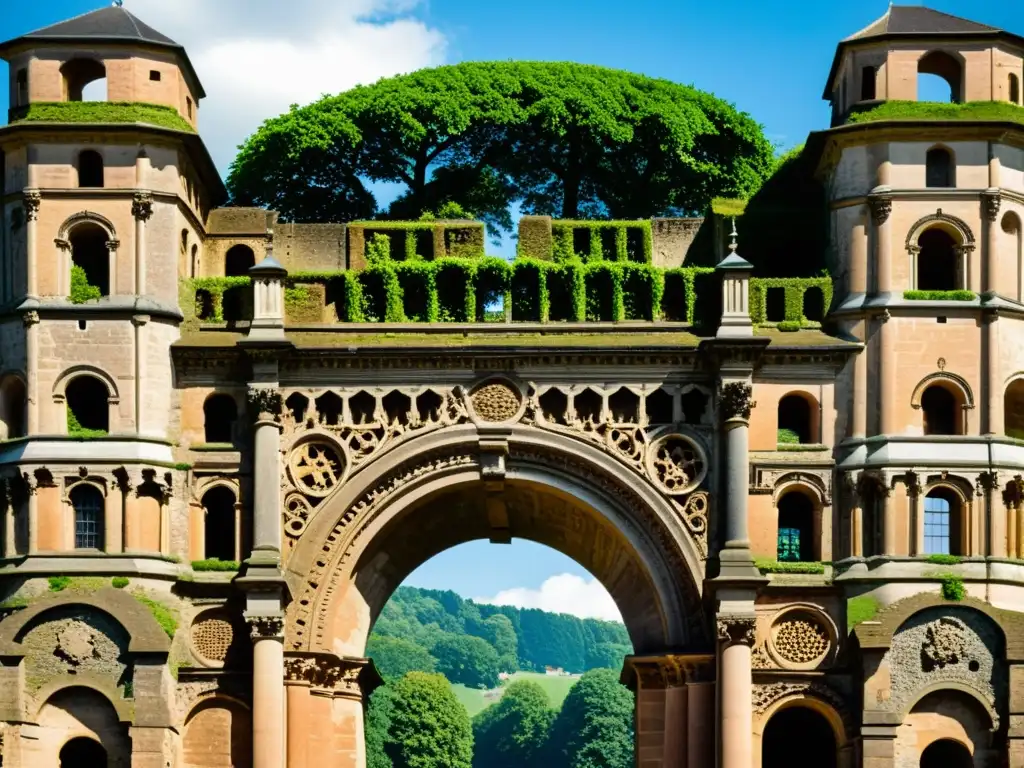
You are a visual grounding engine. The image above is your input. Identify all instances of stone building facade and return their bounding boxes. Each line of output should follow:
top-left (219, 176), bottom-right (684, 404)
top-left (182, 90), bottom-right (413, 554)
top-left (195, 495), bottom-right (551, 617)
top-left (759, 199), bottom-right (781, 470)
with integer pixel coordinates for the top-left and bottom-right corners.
top-left (0, 4), bottom-right (1022, 768)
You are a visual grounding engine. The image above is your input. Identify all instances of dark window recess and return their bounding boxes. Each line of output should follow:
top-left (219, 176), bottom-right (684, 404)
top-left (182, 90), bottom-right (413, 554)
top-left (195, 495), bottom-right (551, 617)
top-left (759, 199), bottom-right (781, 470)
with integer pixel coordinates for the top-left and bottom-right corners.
top-left (150, 70), bottom-right (161, 82)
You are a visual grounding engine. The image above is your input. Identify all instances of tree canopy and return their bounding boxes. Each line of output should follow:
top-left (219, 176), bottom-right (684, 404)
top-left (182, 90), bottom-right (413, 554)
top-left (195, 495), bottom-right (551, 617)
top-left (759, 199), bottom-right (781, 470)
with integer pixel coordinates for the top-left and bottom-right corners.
top-left (367, 634), bottom-right (437, 682)
top-left (433, 633), bottom-right (502, 689)
top-left (472, 680), bottom-right (556, 768)
top-left (384, 672), bottom-right (474, 768)
top-left (545, 669), bottom-right (634, 768)
top-left (227, 62), bottom-right (775, 232)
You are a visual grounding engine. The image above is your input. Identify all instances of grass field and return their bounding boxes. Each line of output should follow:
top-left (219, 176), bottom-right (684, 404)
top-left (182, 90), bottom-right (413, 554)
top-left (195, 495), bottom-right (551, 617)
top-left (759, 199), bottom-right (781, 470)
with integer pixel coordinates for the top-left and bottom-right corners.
top-left (452, 671), bottom-right (581, 717)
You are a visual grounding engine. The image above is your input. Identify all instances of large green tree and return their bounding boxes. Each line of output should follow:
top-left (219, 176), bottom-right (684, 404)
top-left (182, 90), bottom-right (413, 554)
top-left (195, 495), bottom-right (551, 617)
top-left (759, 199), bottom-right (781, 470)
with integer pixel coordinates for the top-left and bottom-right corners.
top-left (227, 62), bottom-right (774, 229)
top-left (432, 633), bottom-right (502, 689)
top-left (367, 635), bottom-right (437, 682)
top-left (545, 669), bottom-right (634, 768)
top-left (472, 680), bottom-right (556, 768)
top-left (366, 686), bottom-right (396, 768)
top-left (384, 672), bottom-right (473, 768)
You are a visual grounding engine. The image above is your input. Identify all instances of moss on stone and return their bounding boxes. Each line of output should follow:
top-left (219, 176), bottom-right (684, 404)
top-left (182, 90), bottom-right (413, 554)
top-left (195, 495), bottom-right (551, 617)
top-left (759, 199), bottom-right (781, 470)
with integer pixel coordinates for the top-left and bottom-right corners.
top-left (847, 100), bottom-right (1024, 128)
top-left (12, 101), bottom-right (196, 133)
top-left (847, 595), bottom-right (879, 630)
top-left (132, 594), bottom-right (178, 639)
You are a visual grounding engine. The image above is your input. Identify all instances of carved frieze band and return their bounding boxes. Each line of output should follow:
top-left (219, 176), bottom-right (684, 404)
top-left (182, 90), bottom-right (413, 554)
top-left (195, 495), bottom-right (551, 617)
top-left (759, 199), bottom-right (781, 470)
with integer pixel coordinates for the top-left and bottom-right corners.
top-left (283, 654), bottom-right (367, 698)
top-left (717, 616), bottom-right (757, 648)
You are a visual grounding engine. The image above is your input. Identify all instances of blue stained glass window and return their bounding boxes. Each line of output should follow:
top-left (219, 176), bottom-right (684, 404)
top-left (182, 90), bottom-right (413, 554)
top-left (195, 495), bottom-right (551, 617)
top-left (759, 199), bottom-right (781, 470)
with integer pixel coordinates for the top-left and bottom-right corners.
top-left (778, 527), bottom-right (801, 562)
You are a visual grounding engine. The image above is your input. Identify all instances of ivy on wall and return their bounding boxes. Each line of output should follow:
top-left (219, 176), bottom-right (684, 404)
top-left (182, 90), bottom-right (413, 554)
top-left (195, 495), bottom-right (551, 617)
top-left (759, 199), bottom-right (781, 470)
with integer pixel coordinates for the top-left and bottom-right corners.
top-left (69, 264), bottom-right (101, 305)
top-left (748, 277), bottom-right (833, 329)
top-left (550, 220), bottom-right (653, 263)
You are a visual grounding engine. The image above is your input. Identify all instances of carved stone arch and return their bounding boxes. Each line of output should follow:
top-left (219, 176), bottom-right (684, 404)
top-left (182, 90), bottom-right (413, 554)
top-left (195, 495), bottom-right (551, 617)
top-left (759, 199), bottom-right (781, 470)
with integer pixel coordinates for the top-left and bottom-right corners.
top-left (63, 476), bottom-right (109, 502)
top-left (754, 689), bottom-right (851, 746)
top-left (911, 371), bottom-right (975, 409)
top-left (901, 681), bottom-right (999, 731)
top-left (285, 424), bottom-right (708, 656)
top-left (905, 210), bottom-right (976, 252)
top-left (56, 210), bottom-right (117, 243)
top-left (772, 473), bottom-right (830, 507)
top-left (32, 679), bottom-right (133, 723)
top-left (52, 365), bottom-right (119, 403)
top-left (193, 477), bottom-right (241, 505)
top-left (181, 692), bottom-right (251, 728)
top-left (923, 475), bottom-right (973, 504)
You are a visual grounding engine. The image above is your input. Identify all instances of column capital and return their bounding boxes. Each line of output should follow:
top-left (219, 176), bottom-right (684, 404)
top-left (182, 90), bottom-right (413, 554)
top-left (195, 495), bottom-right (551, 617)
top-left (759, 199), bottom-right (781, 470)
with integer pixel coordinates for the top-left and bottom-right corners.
top-left (982, 190), bottom-right (1002, 222)
top-left (22, 190), bottom-right (41, 222)
top-left (717, 615), bottom-right (757, 648)
top-left (621, 653), bottom-right (715, 691)
top-left (718, 381), bottom-right (754, 423)
top-left (247, 386), bottom-right (283, 421)
top-left (132, 191), bottom-right (155, 222)
top-left (246, 614), bottom-right (285, 642)
top-left (868, 194), bottom-right (892, 225)
top-left (283, 653), bottom-right (383, 700)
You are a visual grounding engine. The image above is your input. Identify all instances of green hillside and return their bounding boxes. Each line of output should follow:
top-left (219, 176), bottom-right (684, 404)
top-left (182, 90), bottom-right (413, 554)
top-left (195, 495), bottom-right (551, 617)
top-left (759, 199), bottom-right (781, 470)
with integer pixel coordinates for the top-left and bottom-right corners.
top-left (368, 585), bottom-right (632, 690)
top-left (452, 671), bottom-right (581, 717)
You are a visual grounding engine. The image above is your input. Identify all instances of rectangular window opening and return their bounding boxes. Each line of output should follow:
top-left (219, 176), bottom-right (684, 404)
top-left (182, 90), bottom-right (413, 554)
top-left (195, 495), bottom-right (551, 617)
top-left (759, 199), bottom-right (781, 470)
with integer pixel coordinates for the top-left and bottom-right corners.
top-left (149, 70), bottom-right (161, 82)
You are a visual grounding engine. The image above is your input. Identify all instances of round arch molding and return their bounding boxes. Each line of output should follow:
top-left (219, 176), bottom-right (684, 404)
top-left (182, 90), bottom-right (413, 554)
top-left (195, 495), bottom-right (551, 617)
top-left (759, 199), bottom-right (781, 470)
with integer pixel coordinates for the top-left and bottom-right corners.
top-left (904, 210), bottom-right (976, 252)
top-left (284, 424), bottom-right (709, 656)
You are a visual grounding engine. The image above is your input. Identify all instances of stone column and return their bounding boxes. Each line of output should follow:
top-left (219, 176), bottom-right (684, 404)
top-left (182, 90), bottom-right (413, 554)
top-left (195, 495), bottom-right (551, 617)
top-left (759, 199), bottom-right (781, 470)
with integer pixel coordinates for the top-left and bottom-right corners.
top-left (249, 616), bottom-right (286, 768)
top-left (869, 192), bottom-right (895, 437)
top-left (2, 482), bottom-right (14, 559)
top-left (876, 310), bottom-right (896, 436)
top-left (719, 381), bottom-right (754, 562)
top-left (133, 315), bottom-right (148, 435)
top-left (907, 473), bottom-right (923, 557)
top-left (23, 311), bottom-right (39, 435)
top-left (847, 474), bottom-right (863, 558)
top-left (850, 211), bottom-right (868, 295)
top-left (249, 388), bottom-right (283, 557)
top-left (717, 617), bottom-right (756, 768)
top-left (852, 322), bottom-right (868, 439)
top-left (133, 192), bottom-right (153, 296)
top-left (285, 662), bottom-right (312, 768)
top-left (106, 238), bottom-right (120, 296)
top-left (880, 479), bottom-right (897, 556)
top-left (23, 191), bottom-right (40, 299)
top-left (982, 473), bottom-right (1005, 558)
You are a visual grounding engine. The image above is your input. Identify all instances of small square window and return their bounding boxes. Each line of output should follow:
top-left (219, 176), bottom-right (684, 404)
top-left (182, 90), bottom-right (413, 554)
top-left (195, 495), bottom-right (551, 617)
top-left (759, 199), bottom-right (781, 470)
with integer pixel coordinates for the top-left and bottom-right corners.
top-left (150, 70), bottom-right (161, 82)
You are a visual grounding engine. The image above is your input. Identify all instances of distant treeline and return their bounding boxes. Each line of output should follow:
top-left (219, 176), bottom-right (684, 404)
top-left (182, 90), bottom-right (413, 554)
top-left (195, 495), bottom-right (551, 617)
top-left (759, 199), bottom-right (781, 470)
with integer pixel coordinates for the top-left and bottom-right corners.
top-left (369, 586), bottom-right (632, 687)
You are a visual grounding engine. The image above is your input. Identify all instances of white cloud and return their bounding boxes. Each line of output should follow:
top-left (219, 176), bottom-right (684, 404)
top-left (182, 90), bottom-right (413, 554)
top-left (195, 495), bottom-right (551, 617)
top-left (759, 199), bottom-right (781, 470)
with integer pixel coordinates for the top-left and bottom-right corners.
top-left (126, 0), bottom-right (447, 172)
top-left (476, 574), bottom-right (624, 623)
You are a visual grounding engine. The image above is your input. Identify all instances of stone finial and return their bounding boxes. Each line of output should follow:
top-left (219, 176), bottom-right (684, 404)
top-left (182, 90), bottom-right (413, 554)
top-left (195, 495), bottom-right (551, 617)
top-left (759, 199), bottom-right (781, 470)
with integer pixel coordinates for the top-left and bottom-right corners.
top-left (715, 219), bottom-right (754, 338)
top-left (247, 256), bottom-right (288, 341)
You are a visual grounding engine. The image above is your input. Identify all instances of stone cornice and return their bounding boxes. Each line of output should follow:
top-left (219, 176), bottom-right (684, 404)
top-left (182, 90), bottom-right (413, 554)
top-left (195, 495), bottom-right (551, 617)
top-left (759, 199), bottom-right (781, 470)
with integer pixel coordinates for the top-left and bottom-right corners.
top-left (620, 653), bottom-right (716, 690)
top-left (830, 185), bottom-right (1024, 211)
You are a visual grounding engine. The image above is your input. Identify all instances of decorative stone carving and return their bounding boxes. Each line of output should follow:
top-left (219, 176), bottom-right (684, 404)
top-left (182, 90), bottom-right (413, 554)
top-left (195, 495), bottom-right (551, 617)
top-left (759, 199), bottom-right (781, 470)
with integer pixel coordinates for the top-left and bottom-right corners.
top-left (719, 382), bottom-right (754, 422)
top-left (982, 192), bottom-right (1002, 222)
top-left (247, 615), bottom-right (285, 640)
top-left (132, 191), bottom-right (154, 221)
top-left (192, 611), bottom-right (236, 664)
top-left (22, 191), bottom-right (41, 222)
top-left (283, 493), bottom-right (313, 539)
top-left (21, 609), bottom-right (129, 692)
top-left (717, 616), bottom-right (756, 647)
top-left (54, 625), bottom-right (100, 668)
top-left (646, 434), bottom-right (707, 495)
top-left (471, 381), bottom-right (521, 422)
top-left (248, 388), bottom-right (283, 418)
top-left (884, 608), bottom-right (1003, 720)
top-left (284, 655), bottom-right (364, 697)
top-left (289, 441), bottom-right (346, 498)
top-left (753, 681), bottom-right (851, 725)
top-left (771, 613), bottom-right (830, 666)
top-left (869, 195), bottom-right (892, 225)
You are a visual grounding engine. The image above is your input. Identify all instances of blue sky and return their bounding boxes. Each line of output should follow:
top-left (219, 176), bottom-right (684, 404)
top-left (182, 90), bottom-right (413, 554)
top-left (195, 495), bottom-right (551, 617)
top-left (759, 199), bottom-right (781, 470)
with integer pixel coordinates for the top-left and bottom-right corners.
top-left (3, 0), bottom-right (1023, 616)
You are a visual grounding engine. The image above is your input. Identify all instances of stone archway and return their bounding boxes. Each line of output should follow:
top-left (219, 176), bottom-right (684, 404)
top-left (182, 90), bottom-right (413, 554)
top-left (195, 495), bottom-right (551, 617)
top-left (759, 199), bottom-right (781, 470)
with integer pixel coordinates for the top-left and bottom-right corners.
top-left (281, 423), bottom-right (712, 767)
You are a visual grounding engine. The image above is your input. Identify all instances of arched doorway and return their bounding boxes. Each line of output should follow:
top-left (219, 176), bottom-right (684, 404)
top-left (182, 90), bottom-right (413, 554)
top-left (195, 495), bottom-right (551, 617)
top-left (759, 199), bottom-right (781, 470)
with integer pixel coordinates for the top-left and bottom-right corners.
top-left (284, 425), bottom-right (709, 765)
top-left (762, 706), bottom-right (837, 768)
top-left (59, 737), bottom-right (107, 767)
top-left (921, 739), bottom-right (973, 767)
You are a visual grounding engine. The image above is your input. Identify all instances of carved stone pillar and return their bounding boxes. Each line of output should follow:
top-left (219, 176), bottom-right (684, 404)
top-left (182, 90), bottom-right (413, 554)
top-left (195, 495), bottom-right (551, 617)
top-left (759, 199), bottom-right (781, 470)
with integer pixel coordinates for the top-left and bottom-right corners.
top-left (23, 191), bottom-right (40, 299)
top-left (249, 615), bottom-right (285, 768)
top-left (23, 311), bottom-right (39, 435)
top-left (981, 472), bottom-right (1004, 558)
top-left (106, 238), bottom-right (120, 296)
top-left (906, 472), bottom-right (923, 557)
top-left (133, 315), bottom-right (149, 435)
top-left (879, 477), bottom-right (896, 556)
top-left (869, 193), bottom-right (892, 294)
top-left (132, 191), bottom-right (153, 296)
top-left (717, 617), bottom-right (756, 768)
top-left (718, 381), bottom-right (759, 577)
top-left (845, 473), bottom-right (863, 558)
top-left (851, 322), bottom-right (868, 439)
top-left (983, 190), bottom-right (1001, 295)
top-left (248, 387), bottom-right (283, 557)
top-left (983, 311), bottom-right (1001, 436)
top-left (876, 310), bottom-right (895, 436)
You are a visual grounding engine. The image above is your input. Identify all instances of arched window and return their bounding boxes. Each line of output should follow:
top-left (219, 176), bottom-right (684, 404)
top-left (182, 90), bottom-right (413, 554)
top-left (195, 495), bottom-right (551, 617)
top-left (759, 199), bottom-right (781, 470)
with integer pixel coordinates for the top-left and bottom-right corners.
top-left (71, 484), bottom-right (104, 550)
top-left (60, 58), bottom-right (107, 102)
top-left (921, 383), bottom-right (962, 435)
top-left (777, 491), bottom-right (816, 562)
top-left (1005, 379), bottom-right (1024, 439)
top-left (762, 707), bottom-right (837, 768)
top-left (202, 486), bottom-right (237, 562)
top-left (15, 69), bottom-right (28, 107)
top-left (203, 394), bottom-right (237, 444)
top-left (860, 65), bottom-right (876, 101)
top-left (778, 393), bottom-right (816, 444)
top-left (225, 245), bottom-right (255, 277)
top-left (77, 150), bottom-right (104, 188)
top-left (1011, 73), bottom-right (1021, 105)
top-left (60, 736), bottom-right (108, 768)
top-left (0, 376), bottom-right (26, 440)
top-left (70, 223), bottom-right (111, 297)
top-left (916, 228), bottom-right (960, 291)
top-left (924, 488), bottom-right (962, 556)
top-left (920, 739), bottom-right (973, 768)
top-left (191, 244), bottom-right (200, 278)
top-left (66, 375), bottom-right (109, 435)
top-left (925, 147), bottom-right (954, 188)
top-left (917, 51), bottom-right (962, 103)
